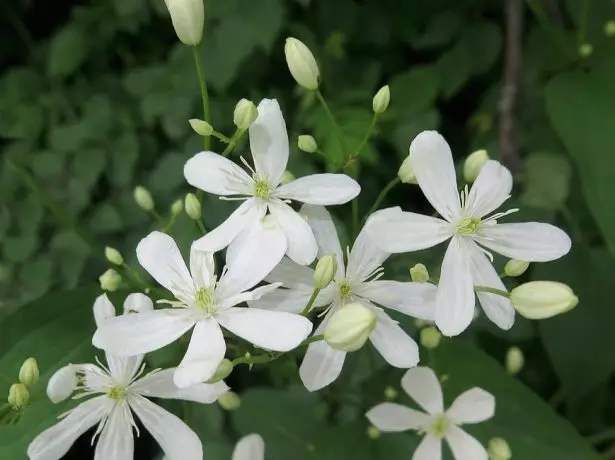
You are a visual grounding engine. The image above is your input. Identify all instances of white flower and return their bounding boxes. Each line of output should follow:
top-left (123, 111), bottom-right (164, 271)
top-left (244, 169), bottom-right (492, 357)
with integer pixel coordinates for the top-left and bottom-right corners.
top-left (232, 434), bottom-right (265, 460)
top-left (184, 99), bottom-right (361, 266)
top-left (366, 131), bottom-right (571, 336)
top-left (250, 205), bottom-right (437, 391)
top-left (366, 366), bottom-right (494, 460)
top-left (93, 231), bottom-right (313, 388)
top-left (29, 294), bottom-right (228, 460)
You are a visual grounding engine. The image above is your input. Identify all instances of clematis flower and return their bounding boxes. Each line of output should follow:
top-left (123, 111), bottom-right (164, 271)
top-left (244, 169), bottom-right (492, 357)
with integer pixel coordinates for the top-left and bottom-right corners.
top-left (28, 294), bottom-right (228, 460)
top-left (93, 231), bottom-right (313, 388)
top-left (232, 434), bottom-right (265, 460)
top-left (250, 205), bottom-right (437, 391)
top-left (184, 98), bottom-right (361, 266)
top-left (366, 131), bottom-right (571, 336)
top-left (366, 366), bottom-right (494, 460)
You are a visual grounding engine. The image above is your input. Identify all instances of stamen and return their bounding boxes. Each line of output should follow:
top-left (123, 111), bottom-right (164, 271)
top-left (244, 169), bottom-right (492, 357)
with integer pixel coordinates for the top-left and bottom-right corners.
top-left (240, 156), bottom-right (257, 176)
top-left (483, 208), bottom-right (519, 223)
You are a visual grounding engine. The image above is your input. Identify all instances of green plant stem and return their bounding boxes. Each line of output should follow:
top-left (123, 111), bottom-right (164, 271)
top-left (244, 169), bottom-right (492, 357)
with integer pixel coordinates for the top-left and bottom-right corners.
top-left (352, 113), bottom-right (378, 160)
top-left (474, 285), bottom-right (511, 297)
top-left (212, 131), bottom-right (233, 144)
top-left (577, 0), bottom-right (591, 47)
top-left (362, 177), bottom-right (400, 224)
top-left (192, 46), bottom-right (211, 150)
top-left (195, 219), bottom-right (207, 235)
top-left (589, 427), bottom-right (615, 445)
top-left (525, 0), bottom-right (575, 59)
top-left (315, 90), bottom-right (347, 157)
top-left (300, 288), bottom-right (321, 316)
top-left (222, 129), bottom-right (245, 157)
top-left (149, 209), bottom-right (166, 228)
top-left (231, 335), bottom-right (324, 367)
top-left (121, 263), bottom-right (150, 290)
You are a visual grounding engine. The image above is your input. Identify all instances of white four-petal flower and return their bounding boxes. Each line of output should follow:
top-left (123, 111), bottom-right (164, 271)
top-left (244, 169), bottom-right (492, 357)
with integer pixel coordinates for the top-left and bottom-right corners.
top-left (232, 434), bottom-right (265, 460)
top-left (367, 131), bottom-right (571, 336)
top-left (184, 98), bottom-right (361, 266)
top-left (251, 205), bottom-right (437, 392)
top-left (366, 366), bottom-right (494, 460)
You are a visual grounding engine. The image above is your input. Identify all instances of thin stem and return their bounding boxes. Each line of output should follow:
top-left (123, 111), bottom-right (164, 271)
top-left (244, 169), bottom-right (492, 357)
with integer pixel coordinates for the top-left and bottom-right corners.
top-left (195, 219), bottom-right (207, 235)
top-left (300, 288), bottom-right (321, 316)
top-left (362, 177), bottom-right (400, 224)
top-left (192, 46), bottom-right (211, 150)
top-left (212, 131), bottom-right (233, 144)
top-left (222, 129), bottom-right (245, 157)
top-left (589, 427), bottom-right (615, 445)
top-left (474, 285), bottom-right (511, 298)
top-left (121, 263), bottom-right (150, 290)
top-left (315, 90), bottom-right (347, 157)
top-left (577, 0), bottom-right (591, 47)
top-left (525, 0), bottom-right (575, 59)
top-left (150, 210), bottom-right (166, 228)
top-left (353, 114), bottom-right (378, 159)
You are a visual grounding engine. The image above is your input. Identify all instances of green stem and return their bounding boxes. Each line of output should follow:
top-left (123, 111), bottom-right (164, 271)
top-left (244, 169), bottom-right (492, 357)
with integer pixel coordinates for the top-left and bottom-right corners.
top-left (474, 285), bottom-right (511, 298)
top-left (577, 0), bottom-right (591, 47)
top-left (192, 46), bottom-right (211, 150)
top-left (353, 114), bottom-right (378, 159)
top-left (300, 288), bottom-right (321, 316)
top-left (362, 177), bottom-right (400, 224)
top-left (525, 0), bottom-right (575, 59)
top-left (212, 131), bottom-right (233, 144)
top-left (121, 263), bottom-right (150, 290)
top-left (195, 219), bottom-right (207, 235)
top-left (589, 427), bottom-right (615, 445)
top-left (315, 90), bottom-right (347, 157)
top-left (301, 334), bottom-right (324, 346)
top-left (222, 129), bottom-right (245, 157)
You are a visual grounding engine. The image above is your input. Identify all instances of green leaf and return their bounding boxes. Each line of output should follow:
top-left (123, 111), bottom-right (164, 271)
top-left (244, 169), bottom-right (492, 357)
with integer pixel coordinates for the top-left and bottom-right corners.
top-left (389, 67), bottom-right (440, 118)
top-left (412, 12), bottom-right (463, 49)
top-left (461, 22), bottom-right (502, 75)
top-left (3, 234), bottom-right (38, 263)
top-left (47, 26), bottom-right (89, 79)
top-left (436, 41), bottom-right (472, 99)
top-left (520, 153), bottom-right (572, 211)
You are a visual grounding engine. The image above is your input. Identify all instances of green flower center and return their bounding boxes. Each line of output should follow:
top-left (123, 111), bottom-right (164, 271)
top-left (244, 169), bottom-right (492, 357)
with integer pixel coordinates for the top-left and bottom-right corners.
top-left (107, 386), bottom-right (127, 401)
top-left (195, 287), bottom-right (217, 316)
top-left (338, 280), bottom-right (352, 303)
top-left (254, 180), bottom-right (272, 201)
top-left (430, 415), bottom-right (449, 437)
top-left (456, 217), bottom-right (481, 235)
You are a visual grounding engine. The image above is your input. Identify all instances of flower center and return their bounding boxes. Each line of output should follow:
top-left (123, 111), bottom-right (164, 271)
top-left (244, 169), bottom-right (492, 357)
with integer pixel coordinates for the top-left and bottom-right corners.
top-left (253, 179), bottom-right (272, 201)
top-left (195, 287), bottom-right (218, 317)
top-left (338, 280), bottom-right (352, 303)
top-left (429, 414), bottom-right (449, 437)
top-left (455, 217), bottom-right (481, 235)
top-left (107, 386), bottom-right (127, 401)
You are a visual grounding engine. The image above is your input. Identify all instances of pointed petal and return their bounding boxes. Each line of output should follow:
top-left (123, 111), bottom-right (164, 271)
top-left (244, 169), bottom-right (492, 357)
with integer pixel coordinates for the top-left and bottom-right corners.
top-left (435, 238), bottom-right (475, 337)
top-left (189, 246), bottom-right (215, 290)
top-left (366, 403), bottom-right (429, 432)
top-left (401, 366), bottom-right (444, 414)
top-left (276, 174), bottom-right (360, 205)
top-left (175, 318), bottom-right (226, 388)
top-left (131, 368), bottom-right (229, 403)
top-left (106, 354), bottom-right (145, 387)
top-left (184, 151), bottom-right (252, 195)
top-left (465, 160), bottom-right (513, 218)
top-left (232, 434), bottom-right (265, 460)
top-left (445, 425), bottom-right (488, 460)
top-left (249, 99), bottom-right (288, 186)
top-left (47, 365), bottom-right (79, 403)
top-left (410, 131), bottom-right (461, 221)
top-left (476, 222), bottom-right (571, 262)
top-left (269, 200), bottom-right (318, 265)
top-left (346, 212), bottom-right (395, 281)
top-left (446, 388), bottom-right (495, 424)
top-left (219, 283), bottom-right (282, 310)
top-left (123, 293), bottom-right (153, 315)
top-left (413, 435), bottom-right (442, 460)
top-left (355, 281), bottom-right (436, 320)
top-left (128, 394), bottom-right (203, 460)
top-left (264, 256), bottom-right (315, 290)
top-left (94, 402), bottom-right (134, 460)
top-left (217, 308), bottom-right (312, 352)
top-left (93, 294), bottom-right (116, 328)
top-left (93, 309), bottom-right (195, 356)
top-left (249, 286), bottom-right (335, 313)
top-left (370, 310), bottom-right (420, 368)
top-left (300, 204), bottom-right (345, 278)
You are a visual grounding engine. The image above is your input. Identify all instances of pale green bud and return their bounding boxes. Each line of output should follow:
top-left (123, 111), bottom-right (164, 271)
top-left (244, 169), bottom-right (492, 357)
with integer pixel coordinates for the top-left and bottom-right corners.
top-left (233, 99), bottom-right (258, 131)
top-left (284, 37), bottom-right (320, 90)
top-left (133, 186), bottom-right (154, 211)
top-left (280, 170), bottom-right (295, 185)
top-left (164, 0), bottom-right (204, 46)
top-left (19, 358), bottom-right (39, 386)
top-left (488, 437), bottom-right (512, 460)
top-left (463, 149), bottom-right (489, 183)
top-left (189, 119), bottom-right (213, 136)
top-left (606, 21), bottom-right (615, 37)
top-left (420, 326), bottom-right (442, 349)
top-left (205, 359), bottom-right (233, 383)
top-left (504, 259), bottom-right (529, 277)
top-left (171, 199), bottom-right (184, 216)
top-left (104, 247), bottom-right (123, 266)
top-left (372, 85), bottom-right (390, 114)
top-left (398, 156), bottom-right (417, 184)
top-left (184, 193), bottom-right (201, 220)
top-left (414, 319), bottom-right (429, 328)
top-left (367, 425), bottom-right (381, 439)
top-left (510, 281), bottom-right (578, 319)
top-left (410, 263), bottom-right (429, 282)
top-left (313, 254), bottom-right (337, 289)
top-left (218, 391), bottom-right (241, 411)
top-left (384, 386), bottom-right (398, 400)
top-left (298, 134), bottom-right (318, 153)
top-left (8, 383), bottom-right (29, 409)
top-left (506, 346), bottom-right (524, 375)
top-left (579, 43), bottom-right (593, 57)
top-left (99, 269), bottom-right (122, 292)
top-left (324, 303), bottom-right (377, 352)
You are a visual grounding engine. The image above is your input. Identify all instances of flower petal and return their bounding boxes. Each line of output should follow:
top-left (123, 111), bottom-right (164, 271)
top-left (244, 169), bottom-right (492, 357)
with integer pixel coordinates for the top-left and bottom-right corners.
top-left (269, 200), bottom-right (318, 265)
top-left (220, 283), bottom-right (282, 310)
top-left (413, 435), bottom-right (442, 460)
top-left (217, 307), bottom-right (312, 352)
top-left (446, 388), bottom-right (495, 424)
top-left (475, 222), bottom-right (572, 262)
top-left (93, 294), bottom-right (116, 328)
top-left (365, 403), bottom-right (429, 432)
top-left (264, 256), bottom-right (315, 290)
top-left (464, 160), bottom-right (513, 218)
top-left (355, 280), bottom-right (436, 320)
top-left (47, 365), bottom-right (79, 403)
top-left (232, 434), bottom-right (265, 460)
top-left (248, 289), bottom-right (313, 313)
top-left (436, 237), bottom-right (475, 337)
top-left (444, 425), bottom-right (488, 460)
top-left (123, 293), bottom-right (154, 315)
top-left (128, 394), bottom-right (202, 460)
top-left (401, 366), bottom-right (444, 414)
top-left (301, 204), bottom-right (345, 277)
top-left (106, 354), bottom-right (145, 387)
top-left (276, 174), bottom-right (360, 205)
top-left (410, 131), bottom-right (461, 221)
top-left (174, 318), bottom-right (226, 388)
top-left (369, 309), bottom-right (420, 368)
top-left (189, 246), bottom-right (216, 290)
top-left (184, 151), bottom-right (252, 196)
top-left (346, 212), bottom-right (394, 281)
top-left (93, 309), bottom-right (195, 356)
top-left (131, 368), bottom-right (229, 403)
top-left (249, 99), bottom-right (289, 186)
top-left (94, 401), bottom-right (134, 460)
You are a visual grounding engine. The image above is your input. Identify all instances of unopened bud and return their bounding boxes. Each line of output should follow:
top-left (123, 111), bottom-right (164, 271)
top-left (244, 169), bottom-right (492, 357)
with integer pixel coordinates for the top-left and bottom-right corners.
top-left (420, 326), bottom-right (441, 349)
top-left (19, 358), bottom-right (39, 386)
top-left (504, 259), bottom-right (529, 277)
top-left (8, 384), bottom-right (29, 409)
top-left (164, 0), bottom-right (204, 46)
top-left (506, 346), bottom-right (524, 375)
top-left (233, 99), bottom-right (258, 131)
top-left (298, 135), bottom-right (318, 153)
top-left (579, 43), bottom-right (593, 57)
top-left (384, 386), bottom-right (397, 400)
top-left (284, 37), bottom-right (320, 90)
top-left (184, 193), bottom-right (201, 220)
top-left (488, 437), bottom-right (512, 460)
top-left (367, 425), bottom-right (380, 439)
top-left (313, 254), bottom-right (337, 289)
top-left (398, 156), bottom-right (417, 184)
top-left (133, 186), bottom-right (154, 211)
top-left (463, 149), bottom-right (489, 183)
top-left (372, 85), bottom-right (390, 114)
top-left (47, 366), bottom-right (78, 403)
top-left (206, 359), bottom-right (233, 383)
top-left (410, 263), bottom-right (429, 282)
top-left (218, 391), bottom-right (241, 411)
top-left (414, 319), bottom-right (429, 328)
top-left (104, 247), bottom-right (123, 266)
top-left (99, 269), bottom-right (122, 292)
top-left (280, 170), bottom-right (295, 185)
top-left (189, 119), bottom-right (213, 136)
top-left (606, 20), bottom-right (615, 37)
top-left (324, 303), bottom-right (377, 352)
top-left (171, 199), bottom-right (183, 216)
top-left (123, 293), bottom-right (154, 315)
top-left (510, 281), bottom-right (578, 320)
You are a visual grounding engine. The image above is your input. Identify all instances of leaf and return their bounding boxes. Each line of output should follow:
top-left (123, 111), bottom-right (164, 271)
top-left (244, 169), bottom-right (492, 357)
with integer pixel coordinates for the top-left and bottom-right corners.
top-left (47, 26), bottom-right (89, 79)
top-left (389, 67), bottom-right (440, 118)
top-left (436, 40), bottom-right (472, 99)
top-left (461, 22), bottom-right (502, 75)
top-left (412, 11), bottom-right (463, 49)
top-left (3, 234), bottom-right (38, 263)
top-left (520, 153), bottom-right (572, 211)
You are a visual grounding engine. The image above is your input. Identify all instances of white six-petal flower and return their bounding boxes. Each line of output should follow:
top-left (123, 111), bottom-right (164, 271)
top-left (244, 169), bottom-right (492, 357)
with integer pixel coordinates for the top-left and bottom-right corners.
top-left (366, 366), bottom-right (494, 460)
top-left (366, 131), bottom-right (571, 336)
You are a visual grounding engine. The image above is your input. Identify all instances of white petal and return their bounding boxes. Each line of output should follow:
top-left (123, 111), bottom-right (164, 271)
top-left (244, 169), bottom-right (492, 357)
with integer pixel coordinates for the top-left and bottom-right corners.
top-left (189, 246), bottom-right (215, 290)
top-left (93, 294), bottom-right (116, 328)
top-left (464, 160), bottom-right (513, 218)
top-left (355, 281), bottom-right (436, 320)
top-left (93, 309), bottom-right (195, 356)
top-left (346, 212), bottom-right (394, 281)
top-left (276, 174), bottom-right (360, 205)
top-left (264, 256), bottom-right (315, 290)
top-left (219, 283), bottom-right (282, 310)
top-left (131, 368), bottom-right (229, 403)
top-left (217, 307), bottom-right (312, 352)
top-left (410, 131), bottom-right (461, 221)
top-left (300, 316), bottom-right (346, 391)
top-left (136, 231), bottom-right (193, 299)
top-left (269, 200), bottom-right (318, 265)
top-left (94, 401), bottom-right (134, 460)
top-left (232, 434), bottom-right (265, 460)
top-left (248, 288), bottom-right (312, 313)
top-left (175, 318), bottom-right (226, 388)
top-left (300, 204), bottom-right (345, 278)
top-left (123, 293), bottom-right (154, 315)
top-left (436, 238), bottom-right (475, 337)
top-left (369, 310), bottom-right (420, 368)
top-left (401, 366), bottom-right (444, 414)
top-left (27, 396), bottom-right (109, 460)
top-left (413, 435), bottom-right (442, 460)
top-left (184, 151), bottom-right (252, 195)
top-left (365, 403), bottom-right (428, 432)
top-left (446, 388), bottom-right (495, 425)
top-left (106, 354), bottom-right (145, 387)
top-left (445, 425), bottom-right (488, 460)
top-left (249, 98), bottom-right (289, 186)
top-left (475, 222), bottom-right (572, 262)
top-left (47, 365), bottom-right (79, 403)
top-left (128, 394), bottom-right (203, 460)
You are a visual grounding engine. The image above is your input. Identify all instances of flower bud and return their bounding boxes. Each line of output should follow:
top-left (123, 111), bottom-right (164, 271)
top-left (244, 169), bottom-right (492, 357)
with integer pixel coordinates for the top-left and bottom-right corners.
top-left (384, 386), bottom-right (397, 400)
top-left (504, 259), bottom-right (529, 277)
top-left (218, 391), bottom-right (241, 411)
top-left (372, 85), bottom-right (390, 114)
top-left (420, 326), bottom-right (441, 349)
top-left (47, 366), bottom-right (78, 403)
top-left (205, 359), bottom-right (233, 383)
top-left (284, 37), bottom-right (320, 90)
top-left (510, 281), bottom-right (578, 319)
top-left (606, 20), bottom-right (615, 37)
top-left (233, 99), bottom-right (258, 131)
top-left (324, 303), bottom-right (377, 352)
top-left (410, 263), bottom-right (429, 282)
top-left (398, 156), bottom-right (417, 184)
top-left (505, 346), bottom-right (524, 375)
top-left (164, 0), bottom-right (204, 46)
top-left (313, 254), bottom-right (337, 289)
top-left (184, 193), bottom-right (201, 220)
top-left (298, 135), bottom-right (317, 153)
top-left (171, 199), bottom-right (184, 216)
top-left (99, 269), bottom-right (122, 292)
top-left (579, 43), bottom-right (593, 57)
top-left (104, 247), bottom-right (123, 266)
top-left (189, 119), bottom-right (213, 136)
top-left (367, 425), bottom-right (380, 439)
top-left (8, 383), bottom-right (29, 409)
top-left (463, 149), bottom-right (489, 183)
top-left (133, 186), bottom-right (154, 211)
top-left (123, 293), bottom-right (154, 315)
top-left (280, 170), bottom-right (295, 185)
top-left (19, 358), bottom-right (39, 386)
top-left (488, 437), bottom-right (512, 460)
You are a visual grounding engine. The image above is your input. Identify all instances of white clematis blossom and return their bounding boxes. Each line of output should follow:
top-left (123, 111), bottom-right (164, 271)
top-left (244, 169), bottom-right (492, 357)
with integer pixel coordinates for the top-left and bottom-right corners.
top-left (93, 231), bottom-right (313, 389)
top-left (366, 366), bottom-right (494, 460)
top-left (367, 131), bottom-right (571, 336)
top-left (184, 98), bottom-right (361, 266)
top-left (232, 434), bottom-right (265, 460)
top-left (250, 205), bottom-right (437, 391)
top-left (28, 294), bottom-right (228, 460)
